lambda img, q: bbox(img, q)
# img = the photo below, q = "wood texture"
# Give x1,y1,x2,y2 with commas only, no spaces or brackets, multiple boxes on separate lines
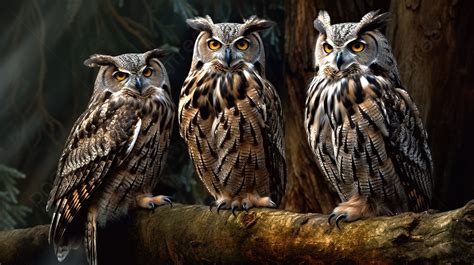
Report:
0,201,473,265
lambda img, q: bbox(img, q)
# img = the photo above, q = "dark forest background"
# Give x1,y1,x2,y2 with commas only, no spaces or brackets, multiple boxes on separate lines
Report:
0,0,472,231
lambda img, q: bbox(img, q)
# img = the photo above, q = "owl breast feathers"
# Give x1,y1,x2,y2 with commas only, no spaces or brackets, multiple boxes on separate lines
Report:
46,49,175,265
179,16,286,212
306,10,433,225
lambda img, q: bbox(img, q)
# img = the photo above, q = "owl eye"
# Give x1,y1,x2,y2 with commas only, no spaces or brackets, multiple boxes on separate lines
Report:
323,43,333,53
208,39,222,50
350,41,365,53
113,71,129,81
235,39,250,50
143,67,153,77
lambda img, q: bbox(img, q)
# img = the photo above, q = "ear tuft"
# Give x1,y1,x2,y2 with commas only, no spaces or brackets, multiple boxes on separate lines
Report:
313,10,331,34
186,15,214,32
241,16,276,36
83,54,115,68
356,10,389,34
144,48,167,61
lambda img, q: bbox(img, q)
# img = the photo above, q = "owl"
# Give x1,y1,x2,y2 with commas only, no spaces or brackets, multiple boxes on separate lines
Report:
305,10,433,226
46,49,175,265
179,16,286,214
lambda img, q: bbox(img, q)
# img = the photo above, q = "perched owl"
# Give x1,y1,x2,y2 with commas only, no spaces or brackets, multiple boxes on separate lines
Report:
179,16,286,213
305,11,433,226
46,49,175,265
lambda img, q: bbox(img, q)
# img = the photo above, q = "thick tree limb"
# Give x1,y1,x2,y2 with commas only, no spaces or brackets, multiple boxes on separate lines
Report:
1,201,473,265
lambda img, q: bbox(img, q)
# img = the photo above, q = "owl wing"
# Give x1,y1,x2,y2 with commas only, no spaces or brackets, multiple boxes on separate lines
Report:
387,88,433,211
331,80,432,212
47,94,142,246
261,80,287,203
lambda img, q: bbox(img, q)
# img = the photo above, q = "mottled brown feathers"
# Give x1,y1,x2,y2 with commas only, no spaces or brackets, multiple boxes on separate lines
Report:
47,52,174,264
179,61,286,208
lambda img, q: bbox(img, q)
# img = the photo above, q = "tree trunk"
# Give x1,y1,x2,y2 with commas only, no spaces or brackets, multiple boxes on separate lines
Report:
387,0,474,211
282,0,390,213
0,201,473,265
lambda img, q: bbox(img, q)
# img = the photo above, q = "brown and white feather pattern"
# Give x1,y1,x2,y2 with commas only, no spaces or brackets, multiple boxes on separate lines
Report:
46,87,174,263
305,74,432,214
179,61,285,208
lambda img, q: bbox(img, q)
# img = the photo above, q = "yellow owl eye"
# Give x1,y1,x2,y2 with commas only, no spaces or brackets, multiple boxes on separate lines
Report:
113,71,128,81
143,67,153,77
235,39,250,50
208,39,222,50
350,41,365,52
323,43,333,53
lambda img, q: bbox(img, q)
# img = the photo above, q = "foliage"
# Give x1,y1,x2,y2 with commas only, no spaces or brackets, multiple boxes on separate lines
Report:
0,164,31,230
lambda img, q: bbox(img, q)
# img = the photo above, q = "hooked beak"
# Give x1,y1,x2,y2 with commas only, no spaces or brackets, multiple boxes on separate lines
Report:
335,51,352,71
135,77,143,93
224,47,232,67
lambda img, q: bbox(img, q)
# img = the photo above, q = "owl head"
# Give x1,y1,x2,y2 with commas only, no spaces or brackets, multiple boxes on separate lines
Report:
186,15,275,73
83,49,171,95
313,10,399,82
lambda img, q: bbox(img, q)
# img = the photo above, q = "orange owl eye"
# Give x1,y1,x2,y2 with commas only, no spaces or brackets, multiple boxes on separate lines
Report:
350,41,365,52
113,71,129,81
208,39,222,50
323,43,333,53
235,39,250,50
143,67,153,77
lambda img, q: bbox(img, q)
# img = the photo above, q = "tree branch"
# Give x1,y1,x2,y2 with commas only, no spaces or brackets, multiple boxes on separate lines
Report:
1,201,473,265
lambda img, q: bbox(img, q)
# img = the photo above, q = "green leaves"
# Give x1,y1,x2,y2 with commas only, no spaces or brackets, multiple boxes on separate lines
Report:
0,165,31,230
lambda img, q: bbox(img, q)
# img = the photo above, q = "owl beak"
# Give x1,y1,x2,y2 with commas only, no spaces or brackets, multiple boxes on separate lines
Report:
225,47,232,67
135,77,143,93
335,51,352,71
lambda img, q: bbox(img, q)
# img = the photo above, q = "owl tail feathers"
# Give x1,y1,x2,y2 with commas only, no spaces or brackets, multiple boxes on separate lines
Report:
49,215,82,262
51,235,82,261
85,207,98,265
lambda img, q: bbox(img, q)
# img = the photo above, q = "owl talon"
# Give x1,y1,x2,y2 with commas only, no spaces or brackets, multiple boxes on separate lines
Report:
242,202,249,212
268,200,277,208
335,213,348,229
209,201,217,211
216,201,227,214
163,197,173,208
328,213,336,225
148,202,156,209
137,195,173,210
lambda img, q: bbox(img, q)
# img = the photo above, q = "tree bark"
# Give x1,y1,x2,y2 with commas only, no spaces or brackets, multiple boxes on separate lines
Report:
282,0,390,213
1,201,473,265
387,0,474,211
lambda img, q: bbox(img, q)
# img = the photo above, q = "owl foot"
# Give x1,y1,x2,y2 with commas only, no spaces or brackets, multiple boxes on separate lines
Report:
136,195,172,210
210,194,277,215
328,195,375,228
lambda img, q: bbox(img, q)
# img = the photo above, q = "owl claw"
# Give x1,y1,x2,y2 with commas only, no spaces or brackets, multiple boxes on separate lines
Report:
209,201,217,211
328,213,336,224
231,201,240,216
216,201,227,214
268,200,277,208
136,195,173,210
231,206,238,216
163,197,173,208
335,213,348,229
242,202,249,212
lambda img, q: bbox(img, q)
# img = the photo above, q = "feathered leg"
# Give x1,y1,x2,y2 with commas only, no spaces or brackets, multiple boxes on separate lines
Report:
85,206,98,265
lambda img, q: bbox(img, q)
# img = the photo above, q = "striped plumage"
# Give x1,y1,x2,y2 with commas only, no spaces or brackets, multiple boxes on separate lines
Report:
306,11,433,224
46,50,175,265
180,16,286,212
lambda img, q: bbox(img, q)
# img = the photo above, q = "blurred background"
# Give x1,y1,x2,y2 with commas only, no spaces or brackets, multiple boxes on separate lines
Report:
0,0,472,231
